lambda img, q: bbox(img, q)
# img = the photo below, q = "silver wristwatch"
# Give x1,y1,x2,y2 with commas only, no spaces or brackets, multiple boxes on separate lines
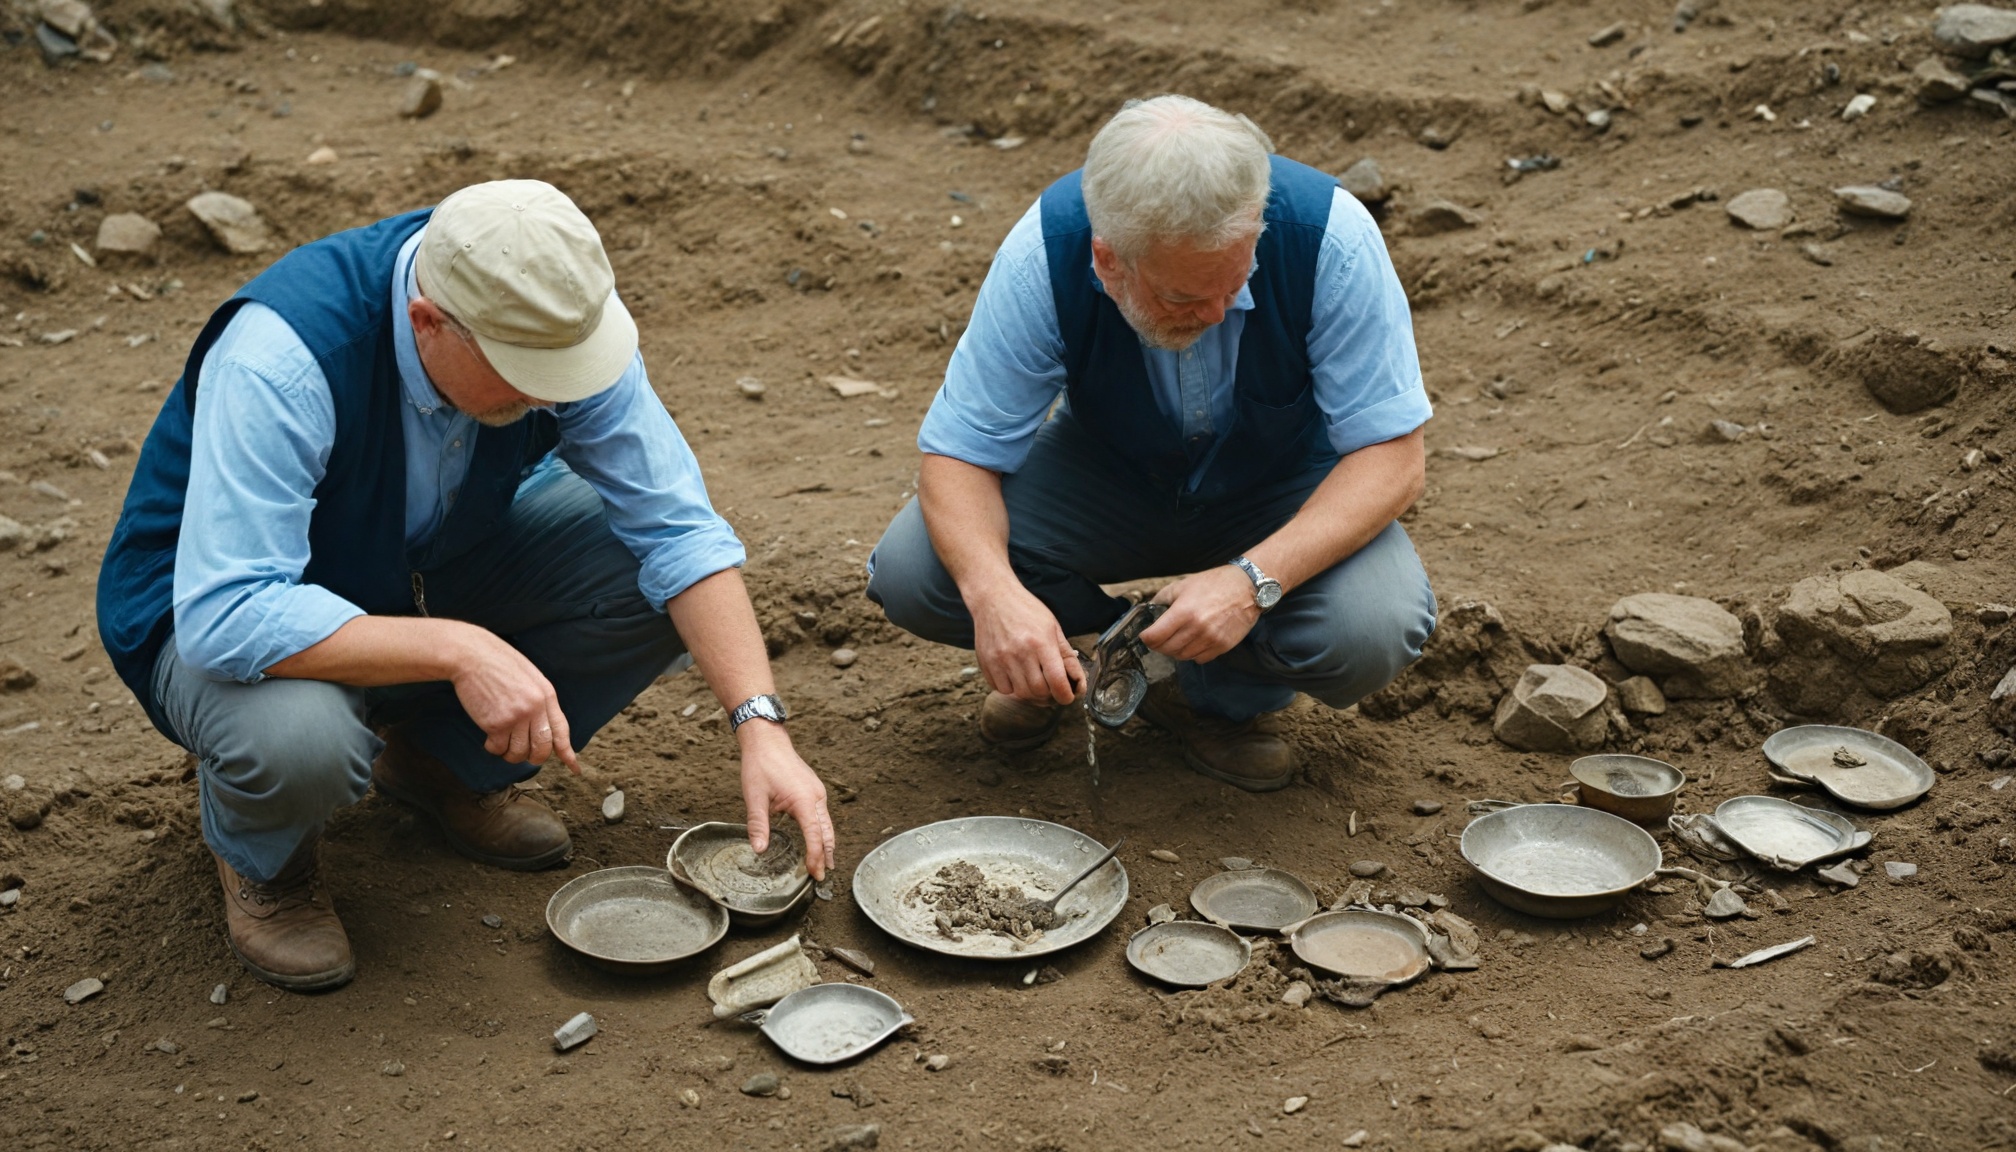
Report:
728,693,789,732
1228,556,1283,611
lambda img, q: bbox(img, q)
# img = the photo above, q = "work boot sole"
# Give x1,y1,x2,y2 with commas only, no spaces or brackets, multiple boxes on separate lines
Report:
225,935,355,992
373,778,573,872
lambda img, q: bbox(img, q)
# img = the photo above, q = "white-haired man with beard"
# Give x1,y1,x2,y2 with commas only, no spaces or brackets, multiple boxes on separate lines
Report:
866,95,1437,791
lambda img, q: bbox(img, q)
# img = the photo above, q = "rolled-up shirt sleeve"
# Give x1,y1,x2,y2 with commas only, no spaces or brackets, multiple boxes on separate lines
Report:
554,353,747,611
1309,188,1433,456
916,203,1070,475
173,304,367,682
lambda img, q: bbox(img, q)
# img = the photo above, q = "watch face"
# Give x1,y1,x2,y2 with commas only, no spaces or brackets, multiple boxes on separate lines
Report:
1256,581,1284,609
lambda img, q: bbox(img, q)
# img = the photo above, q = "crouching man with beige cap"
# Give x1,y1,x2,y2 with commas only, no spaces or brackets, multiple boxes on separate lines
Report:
99,180,833,990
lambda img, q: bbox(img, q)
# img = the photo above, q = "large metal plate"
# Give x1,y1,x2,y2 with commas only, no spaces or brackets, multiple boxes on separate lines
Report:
756,983,912,1065
546,866,729,975
1289,909,1432,985
1460,803,1661,918
852,817,1129,960
1189,868,1318,933
1126,921,1251,987
1710,795,1864,870
1761,725,1934,810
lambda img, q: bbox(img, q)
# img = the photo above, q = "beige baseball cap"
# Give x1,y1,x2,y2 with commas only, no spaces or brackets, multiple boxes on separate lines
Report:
417,179,639,404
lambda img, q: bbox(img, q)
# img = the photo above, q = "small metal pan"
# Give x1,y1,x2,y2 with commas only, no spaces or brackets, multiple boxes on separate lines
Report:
545,865,729,975
1761,725,1934,810
1460,803,1661,918
1709,795,1869,871
742,983,912,1065
668,821,813,927
1189,868,1319,933
1125,921,1251,988
1569,754,1685,823
1288,909,1432,988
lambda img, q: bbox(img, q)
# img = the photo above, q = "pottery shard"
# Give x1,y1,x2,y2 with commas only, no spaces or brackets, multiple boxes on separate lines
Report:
1603,593,1750,699
1833,185,1911,220
95,213,161,255
186,192,271,255
1492,665,1609,753
1410,199,1482,235
1725,188,1791,230
1933,4,2016,57
1770,569,1953,711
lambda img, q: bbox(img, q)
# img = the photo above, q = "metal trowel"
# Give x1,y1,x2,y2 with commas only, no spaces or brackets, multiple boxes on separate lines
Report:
1080,602,1172,728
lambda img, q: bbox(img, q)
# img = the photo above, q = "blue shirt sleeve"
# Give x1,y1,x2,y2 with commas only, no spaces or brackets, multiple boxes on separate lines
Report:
1309,188,1433,455
916,202,1068,474
172,303,367,682
553,354,747,611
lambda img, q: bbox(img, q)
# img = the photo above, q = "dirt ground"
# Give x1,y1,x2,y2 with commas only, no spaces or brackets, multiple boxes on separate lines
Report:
2,0,2014,1148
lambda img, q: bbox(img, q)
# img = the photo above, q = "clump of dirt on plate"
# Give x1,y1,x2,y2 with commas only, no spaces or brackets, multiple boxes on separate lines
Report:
918,860,1057,943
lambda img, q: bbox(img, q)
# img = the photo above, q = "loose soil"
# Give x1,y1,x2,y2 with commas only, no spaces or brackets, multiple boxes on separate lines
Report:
3,1,2015,1150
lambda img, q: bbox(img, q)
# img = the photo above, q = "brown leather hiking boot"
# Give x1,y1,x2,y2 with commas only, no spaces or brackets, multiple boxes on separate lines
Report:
371,730,572,871
1135,679,1298,793
978,691,1064,750
214,842,354,992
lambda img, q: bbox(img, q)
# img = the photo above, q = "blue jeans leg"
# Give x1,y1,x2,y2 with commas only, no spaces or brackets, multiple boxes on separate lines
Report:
369,462,689,793
152,634,380,884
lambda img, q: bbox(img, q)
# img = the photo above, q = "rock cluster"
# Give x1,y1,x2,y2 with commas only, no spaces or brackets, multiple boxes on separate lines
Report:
1768,570,1954,714
1603,593,1750,699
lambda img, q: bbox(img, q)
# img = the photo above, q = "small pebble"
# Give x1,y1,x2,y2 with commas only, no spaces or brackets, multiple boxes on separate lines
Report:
830,648,858,669
602,790,625,824
679,1088,700,1108
209,983,228,1006
0,889,19,907
1283,1095,1309,1115
1640,938,1675,961
381,1061,405,1077
1220,856,1253,871
1343,1131,1369,1148
2,774,23,791
482,913,503,930
553,1011,598,1052
741,1072,781,1097
1148,849,1180,863
64,977,105,1005
1883,861,1917,880
924,1054,950,1072
1349,860,1387,879
149,1039,180,1054
1145,903,1177,925
1412,800,1444,816
236,1090,259,1103
1704,888,1748,919
1281,981,1311,1008
737,376,766,399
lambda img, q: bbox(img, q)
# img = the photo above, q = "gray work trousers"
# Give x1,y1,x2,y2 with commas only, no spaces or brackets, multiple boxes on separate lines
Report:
153,465,686,883
866,411,1438,722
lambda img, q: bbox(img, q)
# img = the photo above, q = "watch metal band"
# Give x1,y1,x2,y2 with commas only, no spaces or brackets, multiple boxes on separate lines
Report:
728,693,789,732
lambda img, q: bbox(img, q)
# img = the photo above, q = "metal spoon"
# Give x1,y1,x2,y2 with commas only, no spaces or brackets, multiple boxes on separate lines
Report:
1032,837,1125,918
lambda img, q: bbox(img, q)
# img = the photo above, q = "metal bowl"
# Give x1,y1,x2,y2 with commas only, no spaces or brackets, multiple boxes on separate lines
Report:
852,817,1129,960
1761,725,1934,810
1570,754,1685,823
545,865,729,975
1460,803,1661,919
1125,921,1251,988
1288,909,1432,987
745,983,913,1065
1188,868,1319,933
1709,795,1867,871
667,821,813,927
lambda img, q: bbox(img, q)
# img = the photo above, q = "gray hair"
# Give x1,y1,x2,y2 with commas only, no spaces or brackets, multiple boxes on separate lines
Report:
1081,95,1274,263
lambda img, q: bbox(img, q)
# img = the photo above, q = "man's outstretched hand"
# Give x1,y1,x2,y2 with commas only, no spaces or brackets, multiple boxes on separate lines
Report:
738,721,836,881
970,583,1086,705
1141,565,1262,665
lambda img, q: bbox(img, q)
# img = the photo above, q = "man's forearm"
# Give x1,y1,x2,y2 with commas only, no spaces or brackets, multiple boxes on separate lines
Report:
917,453,1021,604
1245,429,1426,593
264,615,491,685
664,567,779,710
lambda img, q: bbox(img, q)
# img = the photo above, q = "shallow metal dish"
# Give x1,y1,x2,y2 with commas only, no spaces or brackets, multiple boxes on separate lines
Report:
1570,754,1685,823
1125,921,1251,988
743,983,912,1065
1709,795,1868,871
545,865,729,975
852,817,1129,960
1289,909,1432,987
1460,803,1661,918
1188,868,1319,933
1761,725,1934,810
668,821,812,927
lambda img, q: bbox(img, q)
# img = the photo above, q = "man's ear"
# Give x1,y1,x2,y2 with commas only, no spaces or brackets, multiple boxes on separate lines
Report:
1090,237,1127,294
408,295,446,338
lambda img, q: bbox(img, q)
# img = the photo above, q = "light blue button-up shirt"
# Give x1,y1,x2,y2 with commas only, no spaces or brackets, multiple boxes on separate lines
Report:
171,230,745,683
918,187,1431,487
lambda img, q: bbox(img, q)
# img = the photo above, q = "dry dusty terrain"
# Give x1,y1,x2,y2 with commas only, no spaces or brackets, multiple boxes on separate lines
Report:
1,0,2014,1149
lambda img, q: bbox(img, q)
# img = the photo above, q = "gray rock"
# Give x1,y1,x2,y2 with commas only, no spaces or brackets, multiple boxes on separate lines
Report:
825,1125,881,1151
186,192,271,255
481,913,503,929
1883,861,1917,879
1412,799,1444,816
1281,981,1311,1007
924,1053,950,1071
1659,1122,1748,1152
741,1071,781,1096
2,774,22,791
1410,199,1483,235
40,0,94,38
1604,593,1750,699
1493,664,1609,753
1348,860,1387,879
381,1061,405,1077
1338,157,1387,204
1219,856,1253,871
209,983,228,1006
830,648,858,668
1816,862,1860,888
1589,21,1627,46
95,213,160,256
601,789,625,824
1706,419,1749,442
737,376,765,398
1725,188,1791,230
397,76,443,119
1615,675,1668,715
1703,888,1748,919
1933,3,2016,57
1975,88,2016,117
552,1011,598,1051
1914,57,1974,103
1834,186,1911,220
64,977,104,1005
1770,569,1953,711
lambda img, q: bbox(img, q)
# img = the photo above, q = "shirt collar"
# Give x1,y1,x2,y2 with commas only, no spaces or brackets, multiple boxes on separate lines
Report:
391,228,451,416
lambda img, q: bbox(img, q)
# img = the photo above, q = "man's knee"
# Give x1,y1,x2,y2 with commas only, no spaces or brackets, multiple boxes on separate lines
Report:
205,683,378,819
1267,567,1437,703
865,500,973,646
